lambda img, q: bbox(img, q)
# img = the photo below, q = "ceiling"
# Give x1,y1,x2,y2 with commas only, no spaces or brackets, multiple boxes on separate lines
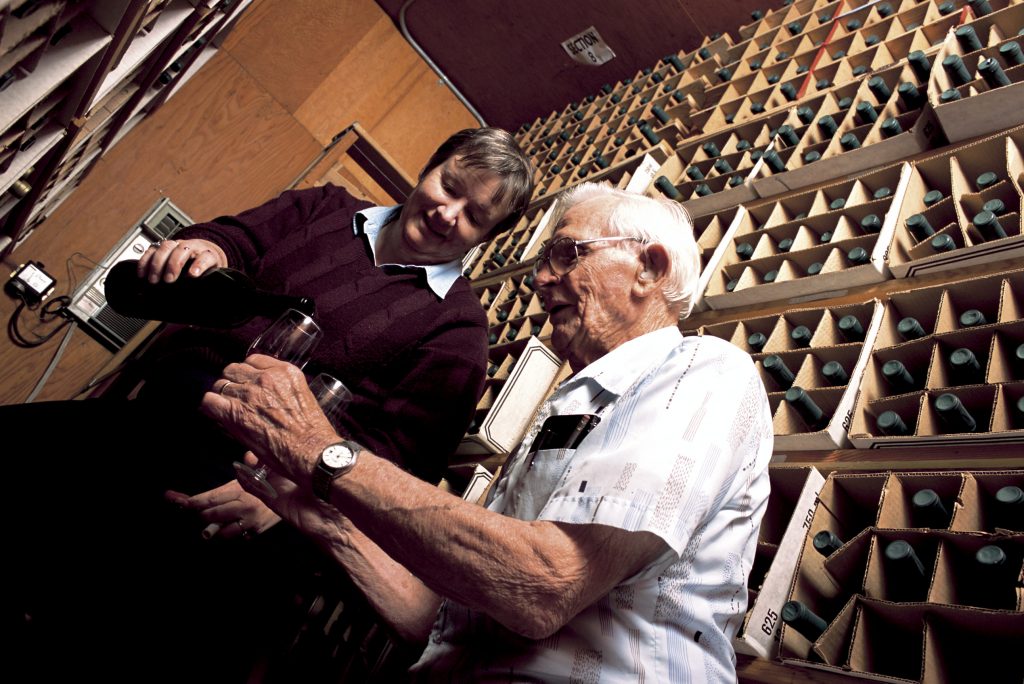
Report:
376,0,776,130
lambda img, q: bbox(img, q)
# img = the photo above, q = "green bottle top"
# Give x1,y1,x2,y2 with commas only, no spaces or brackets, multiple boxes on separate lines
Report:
877,410,910,436
897,317,926,341
838,314,865,341
822,360,849,385
931,234,957,252
847,247,870,266
906,214,936,240
935,392,978,432
791,325,813,347
861,214,882,233
807,262,824,276
959,308,987,327
813,530,844,556
785,386,827,429
840,132,861,150
763,354,796,387
923,190,944,206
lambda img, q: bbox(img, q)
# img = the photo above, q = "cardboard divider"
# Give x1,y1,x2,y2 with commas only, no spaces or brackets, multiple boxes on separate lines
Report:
869,339,932,397
992,381,1024,432
960,470,1024,533
877,471,965,531
934,278,1002,334
930,532,1024,610
927,329,995,389
923,607,1024,683
876,287,944,348
771,385,846,433
864,529,940,603
862,392,926,437
847,599,926,681
918,385,998,436
990,322,1024,382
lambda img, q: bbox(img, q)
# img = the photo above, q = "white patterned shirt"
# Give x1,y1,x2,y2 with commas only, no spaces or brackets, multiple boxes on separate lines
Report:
411,326,774,683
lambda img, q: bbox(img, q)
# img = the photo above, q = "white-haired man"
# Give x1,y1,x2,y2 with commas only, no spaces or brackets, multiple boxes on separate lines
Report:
205,182,774,682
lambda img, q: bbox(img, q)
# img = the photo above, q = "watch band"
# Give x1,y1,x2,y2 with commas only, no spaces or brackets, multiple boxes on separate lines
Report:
313,440,360,502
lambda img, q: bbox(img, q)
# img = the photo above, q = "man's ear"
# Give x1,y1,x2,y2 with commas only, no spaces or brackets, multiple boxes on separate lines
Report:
634,243,670,295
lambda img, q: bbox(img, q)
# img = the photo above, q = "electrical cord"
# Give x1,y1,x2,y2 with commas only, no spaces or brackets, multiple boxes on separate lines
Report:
25,321,76,403
7,293,73,348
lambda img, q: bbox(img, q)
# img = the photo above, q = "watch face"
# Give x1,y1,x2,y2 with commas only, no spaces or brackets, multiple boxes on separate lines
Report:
322,444,354,469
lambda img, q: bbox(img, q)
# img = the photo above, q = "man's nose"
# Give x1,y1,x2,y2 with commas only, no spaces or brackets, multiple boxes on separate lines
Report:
436,200,462,230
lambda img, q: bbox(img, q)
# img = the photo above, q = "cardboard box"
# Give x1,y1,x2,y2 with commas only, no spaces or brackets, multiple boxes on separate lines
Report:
688,206,746,313
733,465,826,658
457,337,562,455
887,125,1024,279
703,164,908,311
849,268,1024,448
928,3,1024,144
780,469,1024,682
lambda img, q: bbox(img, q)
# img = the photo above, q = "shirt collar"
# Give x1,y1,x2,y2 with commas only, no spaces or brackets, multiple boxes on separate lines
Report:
354,204,463,299
560,326,684,398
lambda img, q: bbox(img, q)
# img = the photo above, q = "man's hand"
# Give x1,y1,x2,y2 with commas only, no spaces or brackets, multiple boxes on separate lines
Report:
165,478,281,541
137,238,228,283
201,355,340,490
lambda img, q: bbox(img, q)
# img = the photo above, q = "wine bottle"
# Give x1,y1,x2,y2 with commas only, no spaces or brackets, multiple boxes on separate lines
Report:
847,247,870,266
906,214,936,241
882,359,917,393
496,308,509,322
874,187,893,200
763,355,796,388
751,101,766,113
897,317,927,341
778,124,800,146
881,117,903,138
829,195,847,210
781,82,799,101
908,50,932,82
968,0,993,15
104,260,315,328
813,530,844,557
856,101,879,125
729,175,745,188
736,140,752,151
654,176,683,200
868,76,892,102
979,58,1012,88
923,189,945,207
912,488,951,528
703,141,721,158
791,325,813,347
847,18,863,30
840,133,861,151
807,262,824,276
940,88,962,103
725,278,739,292
651,105,671,125
820,229,834,242
898,82,924,110
686,165,705,181
976,171,999,190
949,347,984,384
994,485,1023,531
938,1,956,14
778,237,794,252
714,158,734,174
822,360,849,385
877,410,910,436
781,601,828,642
837,96,853,110
982,198,1006,215
785,386,828,429
974,210,1008,240
884,540,929,601
959,309,987,327
852,65,869,77
943,55,973,86
695,184,713,197
973,545,1017,609
1000,41,1024,66
935,392,979,432
486,361,499,377
736,242,754,260
804,150,821,163
818,115,839,136
763,150,786,173
639,124,661,145
838,314,865,342
816,78,832,90
748,332,768,352
930,234,957,253
955,25,984,53
861,214,883,233
717,67,733,82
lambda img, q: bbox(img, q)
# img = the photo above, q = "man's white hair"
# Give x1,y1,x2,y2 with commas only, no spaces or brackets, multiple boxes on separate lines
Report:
553,183,702,318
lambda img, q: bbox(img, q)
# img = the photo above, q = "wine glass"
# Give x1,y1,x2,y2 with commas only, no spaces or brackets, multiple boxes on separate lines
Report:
234,309,323,496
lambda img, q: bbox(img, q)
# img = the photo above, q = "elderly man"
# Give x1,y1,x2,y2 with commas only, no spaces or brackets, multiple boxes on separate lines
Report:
209,183,773,682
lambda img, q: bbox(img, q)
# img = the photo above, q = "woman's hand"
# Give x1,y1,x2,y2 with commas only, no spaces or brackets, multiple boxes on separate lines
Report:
137,238,228,283
166,478,281,541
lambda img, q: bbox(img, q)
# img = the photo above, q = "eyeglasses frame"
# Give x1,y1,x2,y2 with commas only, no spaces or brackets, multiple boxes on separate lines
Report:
532,236,647,278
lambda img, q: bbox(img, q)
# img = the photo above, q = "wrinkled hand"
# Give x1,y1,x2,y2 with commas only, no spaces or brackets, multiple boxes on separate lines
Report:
165,478,281,541
137,237,228,283
235,452,358,548
201,355,339,490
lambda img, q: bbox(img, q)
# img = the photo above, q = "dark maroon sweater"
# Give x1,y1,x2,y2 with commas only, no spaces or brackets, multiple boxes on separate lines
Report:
143,184,488,483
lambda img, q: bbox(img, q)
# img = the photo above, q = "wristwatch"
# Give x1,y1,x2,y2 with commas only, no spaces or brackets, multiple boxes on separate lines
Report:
313,440,361,502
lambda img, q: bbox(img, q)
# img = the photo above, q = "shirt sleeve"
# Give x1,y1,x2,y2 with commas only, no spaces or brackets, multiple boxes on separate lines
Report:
176,185,367,273
535,338,773,562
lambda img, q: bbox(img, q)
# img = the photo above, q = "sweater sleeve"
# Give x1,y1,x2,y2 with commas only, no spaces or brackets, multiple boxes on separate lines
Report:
338,302,488,484
176,185,368,273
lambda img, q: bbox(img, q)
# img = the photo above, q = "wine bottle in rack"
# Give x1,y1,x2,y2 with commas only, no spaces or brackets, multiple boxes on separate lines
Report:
868,77,892,102
856,101,879,125
813,531,844,557
881,118,903,138
908,50,932,82
994,485,1022,531
748,332,768,352
837,315,865,342
897,317,927,341
763,355,797,388
973,210,1008,240
847,247,870,266
942,55,973,86
882,359,917,393
955,25,984,52
912,488,951,528
877,410,910,436
654,176,682,200
999,41,1024,66
976,171,999,190
791,325,813,347
973,545,1018,609
935,392,979,432
982,199,1006,215
906,214,936,240
930,234,957,253
781,601,829,642
884,540,929,601
949,347,985,384
785,387,829,430
840,133,861,151
821,360,849,385
959,309,987,327
979,58,1012,89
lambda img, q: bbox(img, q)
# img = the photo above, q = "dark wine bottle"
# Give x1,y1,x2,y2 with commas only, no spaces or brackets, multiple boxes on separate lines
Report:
778,237,794,252
105,260,314,328
884,540,929,601
943,55,973,86
959,309,987,327
923,189,945,207
968,0,993,15
847,247,870,266
976,171,999,190
930,234,957,253
807,261,824,276
898,82,924,110
781,82,799,101
822,360,849,385
906,214,936,240
935,392,979,432
999,41,1024,66
837,314,865,341
940,88,962,103
818,115,839,136
955,25,983,53
973,544,1017,609
813,530,844,557
856,101,879,125
763,269,779,283
974,210,1008,240
897,316,927,341
791,325,813,347
979,58,1012,88
804,150,821,163
881,117,903,138
840,132,861,151
748,332,768,352
868,76,892,102
938,1,956,14
654,176,683,200
908,50,932,82
785,386,828,429
781,601,828,642
861,214,883,233
714,158,734,174
950,347,985,384
763,355,796,388
994,485,1023,531
686,165,705,181
873,186,893,200
703,141,721,158
695,183,713,198
878,410,910,436
882,359,917,393
797,106,815,124
725,278,739,292
982,198,1006,215
763,149,786,173
912,488,951,528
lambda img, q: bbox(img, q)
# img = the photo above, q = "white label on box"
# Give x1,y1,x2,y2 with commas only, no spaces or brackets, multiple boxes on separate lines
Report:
561,26,616,66
624,154,662,193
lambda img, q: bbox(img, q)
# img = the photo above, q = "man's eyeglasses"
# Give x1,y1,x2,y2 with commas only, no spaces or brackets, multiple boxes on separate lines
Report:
532,236,646,278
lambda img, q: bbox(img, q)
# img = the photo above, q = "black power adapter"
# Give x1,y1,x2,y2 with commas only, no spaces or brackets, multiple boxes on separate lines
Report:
5,260,56,306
